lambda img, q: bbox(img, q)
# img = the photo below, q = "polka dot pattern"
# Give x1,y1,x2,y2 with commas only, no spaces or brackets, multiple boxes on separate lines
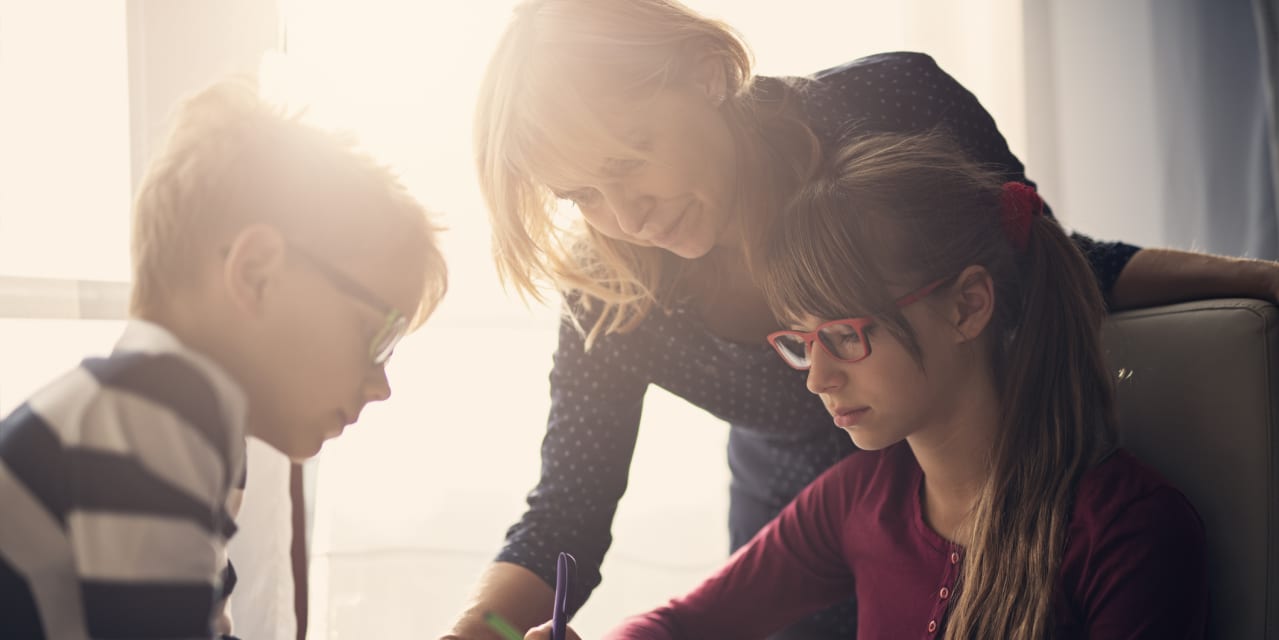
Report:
498,298,848,617
496,53,1139,635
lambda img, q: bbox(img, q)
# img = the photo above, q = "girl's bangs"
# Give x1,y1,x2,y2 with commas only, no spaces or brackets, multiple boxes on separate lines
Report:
767,193,894,327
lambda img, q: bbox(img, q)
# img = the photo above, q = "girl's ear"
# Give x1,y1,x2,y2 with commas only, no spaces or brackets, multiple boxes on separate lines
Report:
949,265,996,343
222,224,287,316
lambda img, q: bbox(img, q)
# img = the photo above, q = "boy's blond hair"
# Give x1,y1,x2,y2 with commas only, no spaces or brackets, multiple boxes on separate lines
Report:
131,75,446,327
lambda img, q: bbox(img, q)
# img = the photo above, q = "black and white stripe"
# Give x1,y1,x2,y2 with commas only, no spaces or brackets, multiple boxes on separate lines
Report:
0,326,246,639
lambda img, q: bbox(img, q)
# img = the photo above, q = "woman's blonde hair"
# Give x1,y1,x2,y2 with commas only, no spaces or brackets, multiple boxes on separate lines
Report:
475,0,816,346
131,75,447,328
760,132,1118,639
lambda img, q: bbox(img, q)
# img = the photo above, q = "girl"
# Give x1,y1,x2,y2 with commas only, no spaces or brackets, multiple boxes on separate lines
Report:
454,1,1264,637
530,132,1208,639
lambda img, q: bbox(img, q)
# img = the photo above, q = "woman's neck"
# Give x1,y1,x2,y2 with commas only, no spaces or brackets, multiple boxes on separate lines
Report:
686,246,779,343
720,90,806,244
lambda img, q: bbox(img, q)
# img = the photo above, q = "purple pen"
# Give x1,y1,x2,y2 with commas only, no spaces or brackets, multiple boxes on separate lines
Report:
551,552,576,640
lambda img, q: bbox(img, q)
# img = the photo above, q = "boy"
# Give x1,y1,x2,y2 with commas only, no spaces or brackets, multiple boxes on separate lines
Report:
0,76,447,638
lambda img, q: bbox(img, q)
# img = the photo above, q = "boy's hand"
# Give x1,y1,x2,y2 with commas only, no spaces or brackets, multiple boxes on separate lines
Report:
524,621,583,640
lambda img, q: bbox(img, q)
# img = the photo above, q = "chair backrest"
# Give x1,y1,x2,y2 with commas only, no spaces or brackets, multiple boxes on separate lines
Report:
1102,298,1279,639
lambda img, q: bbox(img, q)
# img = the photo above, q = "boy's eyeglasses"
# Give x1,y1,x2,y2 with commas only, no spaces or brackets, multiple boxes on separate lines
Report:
289,245,408,366
767,278,948,370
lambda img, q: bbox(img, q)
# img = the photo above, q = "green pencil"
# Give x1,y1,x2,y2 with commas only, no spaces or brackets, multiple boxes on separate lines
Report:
482,610,524,640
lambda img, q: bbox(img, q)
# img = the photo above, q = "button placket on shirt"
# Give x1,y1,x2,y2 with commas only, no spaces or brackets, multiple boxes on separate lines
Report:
926,545,962,637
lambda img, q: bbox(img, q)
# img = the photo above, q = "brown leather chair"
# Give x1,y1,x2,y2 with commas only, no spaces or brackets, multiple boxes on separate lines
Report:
1102,298,1279,639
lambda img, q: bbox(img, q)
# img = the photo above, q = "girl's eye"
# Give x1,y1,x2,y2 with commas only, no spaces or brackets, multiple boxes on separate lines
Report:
839,331,863,345
854,324,878,341
822,325,861,344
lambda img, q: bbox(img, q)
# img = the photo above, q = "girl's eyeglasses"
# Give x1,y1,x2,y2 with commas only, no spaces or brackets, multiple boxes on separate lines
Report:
767,278,948,370
289,245,408,366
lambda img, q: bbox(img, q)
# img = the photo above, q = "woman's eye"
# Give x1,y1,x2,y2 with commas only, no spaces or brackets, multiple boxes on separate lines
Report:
560,188,601,207
603,157,646,175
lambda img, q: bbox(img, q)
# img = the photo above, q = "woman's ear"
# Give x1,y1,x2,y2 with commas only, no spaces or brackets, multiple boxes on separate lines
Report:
949,265,996,343
688,53,729,106
222,224,287,316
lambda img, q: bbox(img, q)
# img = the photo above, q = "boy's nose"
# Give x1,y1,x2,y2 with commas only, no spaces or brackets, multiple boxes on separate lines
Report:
364,365,392,403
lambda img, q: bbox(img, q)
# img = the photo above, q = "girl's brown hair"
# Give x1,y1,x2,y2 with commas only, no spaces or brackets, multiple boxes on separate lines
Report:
760,132,1118,639
474,0,817,346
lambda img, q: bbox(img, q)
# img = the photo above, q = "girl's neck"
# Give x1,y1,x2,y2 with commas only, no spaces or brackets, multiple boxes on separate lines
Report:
909,368,1002,544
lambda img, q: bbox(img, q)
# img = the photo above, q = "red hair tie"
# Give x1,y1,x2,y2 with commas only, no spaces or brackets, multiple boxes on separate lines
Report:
999,182,1043,251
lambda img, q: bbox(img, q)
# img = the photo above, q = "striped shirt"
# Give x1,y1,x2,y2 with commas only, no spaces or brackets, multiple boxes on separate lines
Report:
0,320,248,639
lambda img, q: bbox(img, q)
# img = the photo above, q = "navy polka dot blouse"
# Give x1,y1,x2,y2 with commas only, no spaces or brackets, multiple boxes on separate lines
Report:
495,52,1141,620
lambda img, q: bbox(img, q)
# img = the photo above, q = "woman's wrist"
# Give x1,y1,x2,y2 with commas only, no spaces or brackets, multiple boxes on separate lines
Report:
1112,248,1279,309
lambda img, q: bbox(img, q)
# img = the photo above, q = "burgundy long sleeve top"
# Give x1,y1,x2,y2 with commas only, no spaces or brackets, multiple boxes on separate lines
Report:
607,443,1207,640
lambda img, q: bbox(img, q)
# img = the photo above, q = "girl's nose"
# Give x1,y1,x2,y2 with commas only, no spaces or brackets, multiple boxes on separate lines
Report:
805,344,845,395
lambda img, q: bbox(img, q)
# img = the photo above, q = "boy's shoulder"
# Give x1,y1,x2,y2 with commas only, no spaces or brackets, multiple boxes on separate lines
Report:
78,349,237,448
7,347,233,440
3,327,246,496
0,344,246,640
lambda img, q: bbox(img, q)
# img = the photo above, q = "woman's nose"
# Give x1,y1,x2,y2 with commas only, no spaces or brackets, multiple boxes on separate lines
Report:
600,183,655,236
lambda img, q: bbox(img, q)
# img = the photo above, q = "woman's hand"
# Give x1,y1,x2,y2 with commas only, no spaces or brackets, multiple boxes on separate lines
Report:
524,621,583,640
1110,249,1279,310
443,562,556,640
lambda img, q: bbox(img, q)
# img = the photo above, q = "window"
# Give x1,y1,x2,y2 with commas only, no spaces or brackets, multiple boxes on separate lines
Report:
0,0,131,412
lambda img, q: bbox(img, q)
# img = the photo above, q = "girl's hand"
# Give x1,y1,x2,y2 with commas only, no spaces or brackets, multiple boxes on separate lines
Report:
524,621,583,640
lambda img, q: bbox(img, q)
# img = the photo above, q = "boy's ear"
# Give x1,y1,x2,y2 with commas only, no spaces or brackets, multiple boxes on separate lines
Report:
949,265,995,343
222,224,287,314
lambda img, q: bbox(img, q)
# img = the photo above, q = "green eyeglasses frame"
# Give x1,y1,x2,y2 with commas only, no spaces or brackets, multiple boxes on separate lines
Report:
289,244,408,366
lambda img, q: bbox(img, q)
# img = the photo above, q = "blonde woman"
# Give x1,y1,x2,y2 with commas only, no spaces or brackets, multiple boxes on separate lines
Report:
526,132,1207,639
455,1,1260,638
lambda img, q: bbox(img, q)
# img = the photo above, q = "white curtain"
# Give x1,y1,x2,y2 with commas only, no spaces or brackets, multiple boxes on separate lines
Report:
1025,0,1276,258
226,439,297,640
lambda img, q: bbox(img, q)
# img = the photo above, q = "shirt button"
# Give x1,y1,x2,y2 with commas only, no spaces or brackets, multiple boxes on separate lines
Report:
928,620,938,633
940,587,950,599
950,551,960,564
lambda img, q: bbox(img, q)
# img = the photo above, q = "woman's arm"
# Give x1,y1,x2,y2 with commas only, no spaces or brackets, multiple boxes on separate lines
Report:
1110,247,1279,310
443,302,651,638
